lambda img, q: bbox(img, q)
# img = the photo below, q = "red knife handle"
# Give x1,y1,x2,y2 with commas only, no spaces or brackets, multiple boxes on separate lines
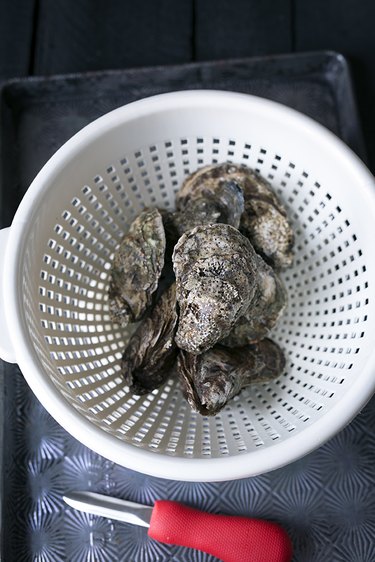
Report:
148,500,292,562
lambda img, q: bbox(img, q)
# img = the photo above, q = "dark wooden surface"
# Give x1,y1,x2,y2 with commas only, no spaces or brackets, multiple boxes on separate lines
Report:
1,0,375,170
195,0,292,59
33,0,193,73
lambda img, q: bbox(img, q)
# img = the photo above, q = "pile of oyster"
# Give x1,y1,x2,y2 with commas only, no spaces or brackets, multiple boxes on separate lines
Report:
108,163,294,416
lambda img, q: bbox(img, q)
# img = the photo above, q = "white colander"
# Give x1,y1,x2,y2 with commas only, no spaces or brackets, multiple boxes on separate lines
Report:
1,90,375,482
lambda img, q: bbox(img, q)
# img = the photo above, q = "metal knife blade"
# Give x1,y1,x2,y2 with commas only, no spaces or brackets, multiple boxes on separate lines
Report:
63,491,153,528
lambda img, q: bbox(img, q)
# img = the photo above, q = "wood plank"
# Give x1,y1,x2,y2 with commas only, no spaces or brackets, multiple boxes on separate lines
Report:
195,0,292,60
295,0,375,170
33,0,193,74
0,0,36,78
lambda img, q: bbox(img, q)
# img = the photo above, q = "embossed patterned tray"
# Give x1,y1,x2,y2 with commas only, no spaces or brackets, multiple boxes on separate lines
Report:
1,52,374,562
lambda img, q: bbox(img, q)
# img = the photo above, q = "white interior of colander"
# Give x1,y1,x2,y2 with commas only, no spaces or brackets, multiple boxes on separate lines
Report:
7,92,375,480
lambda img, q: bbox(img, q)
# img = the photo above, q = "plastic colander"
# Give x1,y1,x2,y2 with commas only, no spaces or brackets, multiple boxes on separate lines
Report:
1,90,375,482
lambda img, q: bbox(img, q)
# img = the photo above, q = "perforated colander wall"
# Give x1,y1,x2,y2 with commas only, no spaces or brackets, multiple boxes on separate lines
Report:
21,131,371,460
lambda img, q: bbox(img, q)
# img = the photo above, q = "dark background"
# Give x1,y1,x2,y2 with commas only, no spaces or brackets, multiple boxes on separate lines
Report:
1,0,375,171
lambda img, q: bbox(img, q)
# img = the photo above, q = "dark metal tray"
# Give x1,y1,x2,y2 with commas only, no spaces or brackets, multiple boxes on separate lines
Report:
1,52,374,562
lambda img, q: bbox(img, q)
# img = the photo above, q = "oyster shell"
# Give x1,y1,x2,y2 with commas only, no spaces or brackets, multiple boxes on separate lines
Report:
171,199,221,237
121,283,178,395
221,255,287,346
176,169,245,230
109,208,165,328
172,224,259,354
237,165,294,269
177,163,294,269
178,338,286,416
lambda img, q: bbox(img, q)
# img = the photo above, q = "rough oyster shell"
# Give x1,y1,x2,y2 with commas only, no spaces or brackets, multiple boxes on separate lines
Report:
221,255,287,346
178,338,286,416
176,168,244,231
121,283,178,395
177,163,294,269
171,199,221,237
172,223,259,354
108,208,165,328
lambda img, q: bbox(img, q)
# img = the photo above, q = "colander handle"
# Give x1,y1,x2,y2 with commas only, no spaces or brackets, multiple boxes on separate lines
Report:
148,500,293,562
0,228,16,363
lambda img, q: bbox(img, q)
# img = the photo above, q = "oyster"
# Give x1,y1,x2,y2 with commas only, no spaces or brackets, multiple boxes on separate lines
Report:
177,163,294,269
222,256,287,346
176,167,244,230
171,199,221,237
178,338,286,416
121,284,178,395
173,224,259,354
109,208,165,328
237,165,294,269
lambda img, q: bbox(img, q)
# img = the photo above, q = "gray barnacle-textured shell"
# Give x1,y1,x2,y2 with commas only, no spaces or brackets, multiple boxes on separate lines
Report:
108,208,166,328
177,163,294,269
178,338,286,416
121,283,178,395
221,255,288,346
171,199,221,237
237,165,294,269
175,165,245,230
172,224,259,354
